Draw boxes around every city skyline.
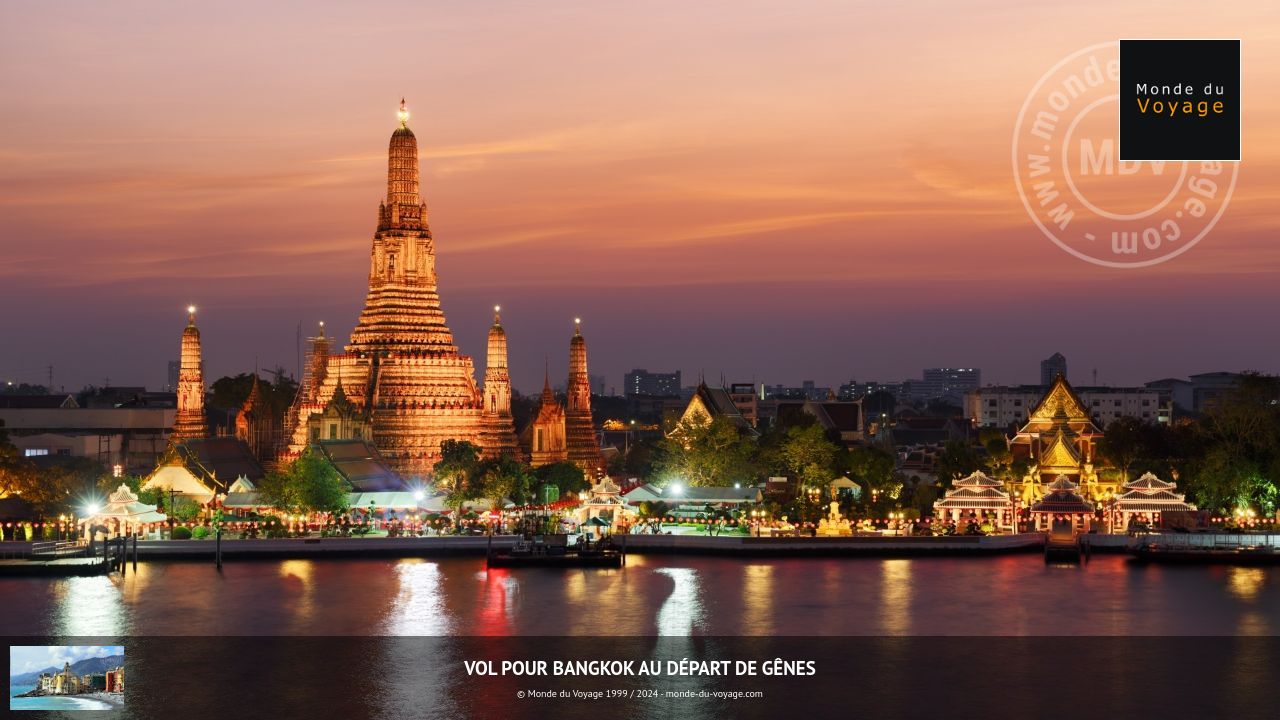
[3,1,1280,393]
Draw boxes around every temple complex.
[1008,373,1114,502]
[172,306,209,441]
[564,319,605,475]
[283,101,517,475]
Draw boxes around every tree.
[1099,416,1146,484]
[6,457,111,517]
[433,440,484,521]
[258,449,349,515]
[534,461,589,498]
[779,423,839,489]
[477,455,533,509]
[657,410,757,487]
[846,445,898,508]
[933,440,982,489]
[1184,373,1280,514]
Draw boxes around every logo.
[1013,42,1238,268]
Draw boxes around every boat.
[1130,534,1280,565]
[487,533,624,568]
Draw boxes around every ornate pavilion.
[1008,374,1116,503]
[933,471,1016,532]
[1029,475,1095,532]
[1107,472,1198,532]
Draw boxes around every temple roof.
[1123,472,1177,491]
[1031,475,1093,513]
[1039,424,1082,469]
[164,437,266,493]
[534,370,565,422]
[1045,474,1080,492]
[683,382,754,433]
[953,471,1003,488]
[1031,491,1094,514]
[241,373,263,413]
[935,471,1011,509]
[1028,374,1090,423]
[314,440,404,492]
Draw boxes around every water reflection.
[877,560,912,635]
[383,561,452,635]
[50,576,128,636]
[1227,567,1266,600]
[654,567,705,636]
[3,555,1278,637]
[475,568,517,636]
[741,565,774,636]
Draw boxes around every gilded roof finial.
[493,305,502,325]
[187,305,197,325]
[574,317,581,336]
[397,98,409,128]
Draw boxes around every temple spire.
[564,317,603,473]
[385,98,421,213]
[173,305,208,441]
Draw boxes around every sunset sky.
[2,0,1279,394]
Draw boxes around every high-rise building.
[624,369,681,397]
[763,381,830,401]
[166,360,180,392]
[172,306,208,441]
[1041,352,1068,385]
[920,368,981,402]
[589,374,608,397]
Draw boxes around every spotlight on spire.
[187,305,196,315]
[574,317,581,325]
[494,305,501,313]
[397,98,409,128]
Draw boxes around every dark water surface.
[2,554,1278,636]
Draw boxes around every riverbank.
[4,533,1066,560]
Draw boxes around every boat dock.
[0,539,131,577]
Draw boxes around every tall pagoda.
[172,306,208,441]
[564,319,605,475]
[479,306,521,459]
[284,100,493,475]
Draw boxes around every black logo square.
[1119,39,1240,161]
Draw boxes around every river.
[1,554,1277,636]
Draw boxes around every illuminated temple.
[1008,373,1117,503]
[172,306,208,441]
[284,101,520,475]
